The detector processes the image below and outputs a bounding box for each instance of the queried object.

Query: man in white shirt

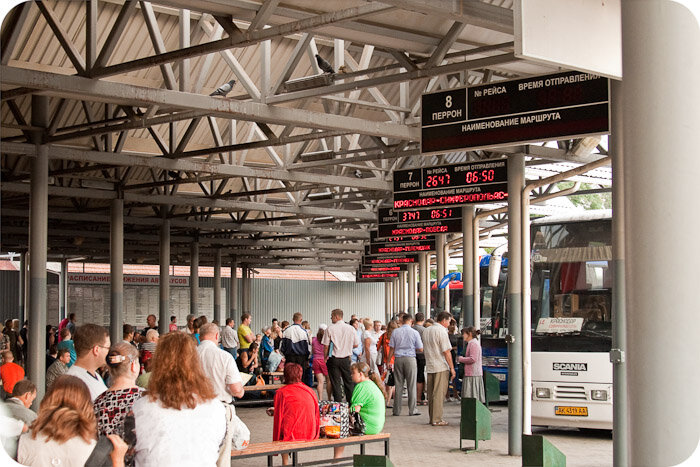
[197,323,244,404]
[322,308,359,402]
[66,323,109,401]
[220,318,239,360]
[421,312,456,426]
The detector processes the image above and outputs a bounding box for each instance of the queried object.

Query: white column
[622,2,699,464]
[190,240,199,315]
[159,217,170,335]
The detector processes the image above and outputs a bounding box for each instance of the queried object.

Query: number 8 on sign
[445,95,452,108]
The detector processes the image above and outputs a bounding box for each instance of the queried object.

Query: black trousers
[327,356,355,402]
[285,354,311,387]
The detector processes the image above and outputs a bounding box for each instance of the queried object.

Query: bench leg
[292,451,298,466]
[385,439,390,459]
[360,443,366,455]
[268,454,273,467]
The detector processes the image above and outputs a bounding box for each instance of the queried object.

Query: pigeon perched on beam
[209,79,236,96]
[315,54,335,74]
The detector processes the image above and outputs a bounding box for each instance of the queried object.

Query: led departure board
[377,207,463,238]
[367,236,436,255]
[421,70,610,154]
[360,264,407,273]
[393,159,508,210]
[357,271,400,281]
[362,253,419,266]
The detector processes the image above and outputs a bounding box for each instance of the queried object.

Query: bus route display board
[377,207,462,238]
[367,234,436,255]
[393,159,507,210]
[360,264,407,273]
[421,70,610,154]
[362,253,419,266]
[357,271,400,282]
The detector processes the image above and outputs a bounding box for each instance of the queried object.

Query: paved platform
[234,398,612,466]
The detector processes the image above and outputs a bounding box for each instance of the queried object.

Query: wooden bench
[242,384,284,393]
[230,433,391,466]
[234,384,285,407]
[262,371,284,384]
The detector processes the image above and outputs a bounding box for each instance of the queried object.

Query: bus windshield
[530,218,613,344]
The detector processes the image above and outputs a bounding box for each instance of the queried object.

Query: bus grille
[555,385,587,400]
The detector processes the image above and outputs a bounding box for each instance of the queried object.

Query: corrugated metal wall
[0,273,386,331]
[248,278,385,333]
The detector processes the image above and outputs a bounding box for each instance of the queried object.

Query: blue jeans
[223,347,238,360]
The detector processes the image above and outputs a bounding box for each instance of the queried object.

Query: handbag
[376,350,383,366]
[350,411,366,436]
[217,403,250,467]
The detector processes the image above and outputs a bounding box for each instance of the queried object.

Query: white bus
[529,211,613,430]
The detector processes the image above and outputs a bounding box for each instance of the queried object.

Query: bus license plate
[555,406,588,417]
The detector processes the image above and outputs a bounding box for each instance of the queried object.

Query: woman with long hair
[266,363,320,465]
[94,342,143,463]
[360,318,379,375]
[17,375,126,466]
[377,320,398,408]
[458,327,485,403]
[311,325,332,400]
[132,332,226,466]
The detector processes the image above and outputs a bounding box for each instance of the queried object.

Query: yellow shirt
[237,324,253,349]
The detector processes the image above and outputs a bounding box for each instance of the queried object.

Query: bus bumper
[531,389,613,430]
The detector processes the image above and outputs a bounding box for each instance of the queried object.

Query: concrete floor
[233,397,612,466]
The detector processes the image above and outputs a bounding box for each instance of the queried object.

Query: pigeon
[315,54,335,74]
[209,79,236,96]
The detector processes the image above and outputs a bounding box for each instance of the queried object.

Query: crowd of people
[0,308,484,466]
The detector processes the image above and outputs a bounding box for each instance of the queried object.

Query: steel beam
[0,65,419,140]
[90,3,393,78]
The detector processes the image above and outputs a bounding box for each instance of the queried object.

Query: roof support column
[610,79,628,467]
[59,258,68,322]
[506,154,524,455]
[407,263,417,314]
[384,280,392,324]
[443,240,450,314]
[471,208,480,330]
[159,215,170,334]
[462,206,475,327]
[28,95,49,405]
[418,252,428,314]
[391,278,399,318]
[622,3,699,465]
[110,198,124,347]
[435,234,446,313]
[229,256,238,319]
[241,265,250,313]
[190,239,199,316]
[214,248,222,324]
[18,252,26,323]
[398,271,406,314]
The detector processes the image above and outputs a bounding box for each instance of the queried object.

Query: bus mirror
[488,255,502,287]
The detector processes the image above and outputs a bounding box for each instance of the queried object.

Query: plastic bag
[318,401,350,439]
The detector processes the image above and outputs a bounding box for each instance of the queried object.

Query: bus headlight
[535,388,551,399]
[591,390,608,401]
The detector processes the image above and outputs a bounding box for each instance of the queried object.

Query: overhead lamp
[307,191,334,201]
[300,150,334,162]
[312,216,334,224]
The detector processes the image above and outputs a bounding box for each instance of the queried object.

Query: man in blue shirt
[387,314,423,416]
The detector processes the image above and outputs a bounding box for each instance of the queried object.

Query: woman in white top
[132,332,226,467]
[360,318,379,375]
[17,375,126,467]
